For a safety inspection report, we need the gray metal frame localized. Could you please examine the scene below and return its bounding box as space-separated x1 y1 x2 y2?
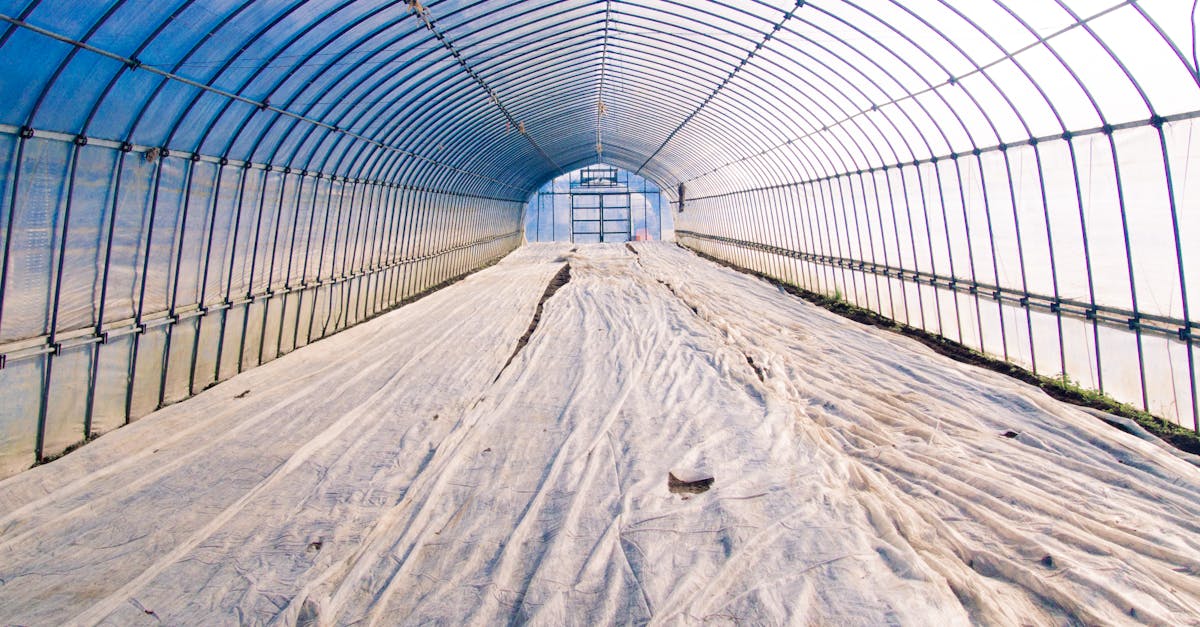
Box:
0 0 1195 473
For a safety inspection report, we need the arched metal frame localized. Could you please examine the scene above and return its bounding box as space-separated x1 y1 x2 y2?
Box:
0 0 1196 476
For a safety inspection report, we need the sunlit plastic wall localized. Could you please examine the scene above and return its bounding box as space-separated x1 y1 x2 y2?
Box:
677 118 1198 431
0 127 522 476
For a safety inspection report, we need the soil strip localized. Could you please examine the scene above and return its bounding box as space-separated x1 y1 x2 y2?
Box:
495 263 572 381
680 244 1200 456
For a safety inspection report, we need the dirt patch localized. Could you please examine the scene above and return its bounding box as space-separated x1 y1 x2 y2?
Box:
668 472 714 494
394 257 505 309
495 263 572 381
649 270 768 385
32 432 102 468
682 245 1200 456
745 355 765 382
655 278 699 316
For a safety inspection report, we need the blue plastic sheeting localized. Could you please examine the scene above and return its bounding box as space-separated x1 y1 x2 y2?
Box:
0 0 1197 474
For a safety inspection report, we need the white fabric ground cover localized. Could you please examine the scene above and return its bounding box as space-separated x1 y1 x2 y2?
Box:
0 242 1196 625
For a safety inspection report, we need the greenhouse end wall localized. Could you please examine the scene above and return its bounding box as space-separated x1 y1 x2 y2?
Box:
0 127 523 478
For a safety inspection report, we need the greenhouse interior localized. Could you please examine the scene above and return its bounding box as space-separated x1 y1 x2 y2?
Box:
0 0 1199 624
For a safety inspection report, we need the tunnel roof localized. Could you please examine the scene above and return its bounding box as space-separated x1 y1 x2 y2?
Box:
0 0 1196 202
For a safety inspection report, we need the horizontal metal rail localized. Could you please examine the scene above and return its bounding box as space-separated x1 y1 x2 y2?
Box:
676 230 1197 343
0 124 526 204
0 229 522 368
676 109 1200 205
